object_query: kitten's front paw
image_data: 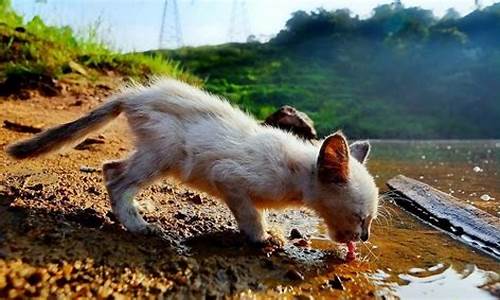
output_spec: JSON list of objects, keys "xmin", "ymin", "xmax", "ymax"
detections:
[
  {"xmin": 249, "ymin": 230, "xmax": 284, "ymax": 251},
  {"xmin": 263, "ymin": 230, "xmax": 285, "ymax": 248},
  {"xmin": 143, "ymin": 223, "xmax": 170, "ymax": 241}
]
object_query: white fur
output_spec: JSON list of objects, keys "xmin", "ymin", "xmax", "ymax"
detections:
[{"xmin": 102, "ymin": 78, "xmax": 379, "ymax": 242}]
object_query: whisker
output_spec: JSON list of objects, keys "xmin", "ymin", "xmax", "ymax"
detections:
[
  {"xmin": 376, "ymin": 191, "xmax": 411, "ymax": 226},
  {"xmin": 361, "ymin": 241, "xmax": 379, "ymax": 261},
  {"xmin": 375, "ymin": 215, "xmax": 384, "ymax": 225},
  {"xmin": 377, "ymin": 206, "xmax": 394, "ymax": 226},
  {"xmin": 374, "ymin": 212, "xmax": 390, "ymax": 226}
]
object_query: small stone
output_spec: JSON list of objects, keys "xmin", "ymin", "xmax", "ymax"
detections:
[
  {"xmin": 87, "ymin": 186, "xmax": 100, "ymax": 195},
  {"xmin": 174, "ymin": 212, "xmax": 187, "ymax": 220},
  {"xmin": 289, "ymin": 228, "xmax": 303, "ymax": 240},
  {"xmin": 285, "ymin": 269, "xmax": 304, "ymax": 281},
  {"xmin": 480, "ymin": 194, "xmax": 494, "ymax": 201},
  {"xmin": 328, "ymin": 275, "xmax": 345, "ymax": 290},
  {"xmin": 26, "ymin": 271, "xmax": 43, "ymax": 285},
  {"xmin": 72, "ymin": 100, "xmax": 83, "ymax": 106},
  {"xmin": 190, "ymin": 194, "xmax": 202, "ymax": 205},
  {"xmin": 80, "ymin": 166, "xmax": 98, "ymax": 173},
  {"xmin": 293, "ymin": 239, "xmax": 310, "ymax": 247},
  {"xmin": 261, "ymin": 258, "xmax": 276, "ymax": 270},
  {"xmin": 27, "ymin": 183, "xmax": 43, "ymax": 191}
]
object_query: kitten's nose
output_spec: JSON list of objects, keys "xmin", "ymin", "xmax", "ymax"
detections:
[{"xmin": 361, "ymin": 231, "xmax": 369, "ymax": 242}]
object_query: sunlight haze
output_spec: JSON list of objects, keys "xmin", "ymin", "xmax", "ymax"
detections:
[{"xmin": 12, "ymin": 0, "xmax": 497, "ymax": 51}]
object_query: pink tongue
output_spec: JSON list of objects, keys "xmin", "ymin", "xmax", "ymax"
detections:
[{"xmin": 346, "ymin": 241, "xmax": 356, "ymax": 261}]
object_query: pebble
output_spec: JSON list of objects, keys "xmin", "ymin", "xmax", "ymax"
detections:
[
  {"xmin": 261, "ymin": 258, "xmax": 276, "ymax": 270},
  {"xmin": 87, "ymin": 186, "xmax": 100, "ymax": 195},
  {"xmin": 80, "ymin": 166, "xmax": 98, "ymax": 173},
  {"xmin": 293, "ymin": 239, "xmax": 310, "ymax": 247},
  {"xmin": 480, "ymin": 194, "xmax": 494, "ymax": 201},
  {"xmin": 328, "ymin": 275, "xmax": 345, "ymax": 290},
  {"xmin": 190, "ymin": 194, "xmax": 203, "ymax": 205},
  {"xmin": 174, "ymin": 212, "xmax": 187, "ymax": 220},
  {"xmin": 289, "ymin": 228, "xmax": 303, "ymax": 240},
  {"xmin": 285, "ymin": 269, "xmax": 304, "ymax": 281},
  {"xmin": 27, "ymin": 183, "xmax": 43, "ymax": 191}
]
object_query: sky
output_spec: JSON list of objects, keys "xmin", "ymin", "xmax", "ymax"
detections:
[{"xmin": 11, "ymin": 0, "xmax": 498, "ymax": 52}]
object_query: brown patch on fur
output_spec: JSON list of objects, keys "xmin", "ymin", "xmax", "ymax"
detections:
[
  {"xmin": 317, "ymin": 132, "xmax": 349, "ymax": 184},
  {"xmin": 287, "ymin": 160, "xmax": 299, "ymax": 174}
]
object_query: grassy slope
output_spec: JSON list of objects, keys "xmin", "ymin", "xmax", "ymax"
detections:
[
  {"xmin": 0, "ymin": 0, "xmax": 199, "ymax": 94},
  {"xmin": 154, "ymin": 43, "xmax": 438, "ymax": 139},
  {"xmin": 155, "ymin": 5, "xmax": 500, "ymax": 139}
]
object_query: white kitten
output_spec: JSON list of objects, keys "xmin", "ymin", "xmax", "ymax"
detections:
[{"xmin": 7, "ymin": 78, "xmax": 379, "ymax": 243}]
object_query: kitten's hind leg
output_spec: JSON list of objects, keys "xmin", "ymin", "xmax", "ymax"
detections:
[{"xmin": 103, "ymin": 152, "xmax": 168, "ymax": 238}]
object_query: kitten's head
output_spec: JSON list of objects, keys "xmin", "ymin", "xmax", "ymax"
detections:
[{"xmin": 310, "ymin": 132, "xmax": 378, "ymax": 243}]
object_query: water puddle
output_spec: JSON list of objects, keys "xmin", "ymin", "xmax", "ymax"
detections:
[
  {"xmin": 392, "ymin": 265, "xmax": 498, "ymax": 299},
  {"xmin": 266, "ymin": 206, "xmax": 499, "ymax": 299},
  {"xmin": 369, "ymin": 140, "xmax": 499, "ymax": 216},
  {"xmin": 265, "ymin": 140, "xmax": 499, "ymax": 298}
]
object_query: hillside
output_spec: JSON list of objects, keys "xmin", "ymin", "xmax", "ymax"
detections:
[
  {"xmin": 0, "ymin": 0, "xmax": 198, "ymax": 98},
  {"xmin": 155, "ymin": 3, "xmax": 500, "ymax": 139}
]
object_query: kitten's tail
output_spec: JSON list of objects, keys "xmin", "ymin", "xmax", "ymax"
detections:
[{"xmin": 6, "ymin": 98, "xmax": 123, "ymax": 159}]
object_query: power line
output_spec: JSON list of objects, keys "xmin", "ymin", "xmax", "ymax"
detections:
[
  {"xmin": 159, "ymin": 0, "xmax": 183, "ymax": 49},
  {"xmin": 227, "ymin": 0, "xmax": 251, "ymax": 42}
]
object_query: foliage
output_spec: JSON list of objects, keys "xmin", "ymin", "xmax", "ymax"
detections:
[
  {"xmin": 0, "ymin": 0, "xmax": 199, "ymax": 89},
  {"xmin": 156, "ymin": 3, "xmax": 500, "ymax": 139}
]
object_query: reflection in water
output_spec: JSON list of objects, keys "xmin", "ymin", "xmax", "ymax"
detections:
[
  {"xmin": 371, "ymin": 265, "xmax": 498, "ymax": 299},
  {"xmin": 266, "ymin": 207, "xmax": 499, "ymax": 299},
  {"xmin": 395, "ymin": 265, "xmax": 498, "ymax": 300}
]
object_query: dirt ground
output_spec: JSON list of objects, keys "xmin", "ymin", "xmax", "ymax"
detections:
[{"xmin": 0, "ymin": 82, "xmax": 382, "ymax": 299}]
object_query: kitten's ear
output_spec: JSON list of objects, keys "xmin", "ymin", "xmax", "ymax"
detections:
[
  {"xmin": 317, "ymin": 132, "xmax": 349, "ymax": 184},
  {"xmin": 349, "ymin": 141, "xmax": 371, "ymax": 164}
]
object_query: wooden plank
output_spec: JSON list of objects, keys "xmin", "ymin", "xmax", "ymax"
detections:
[{"xmin": 387, "ymin": 175, "xmax": 500, "ymax": 259}]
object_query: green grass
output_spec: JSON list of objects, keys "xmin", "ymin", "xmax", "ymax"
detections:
[
  {"xmin": 156, "ymin": 4, "xmax": 500, "ymax": 139},
  {"xmin": 0, "ymin": 0, "xmax": 199, "ymax": 92}
]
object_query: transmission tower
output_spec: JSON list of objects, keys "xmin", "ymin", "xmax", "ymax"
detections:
[
  {"xmin": 159, "ymin": 0, "xmax": 183, "ymax": 49},
  {"xmin": 228, "ymin": 0, "xmax": 251, "ymax": 42}
]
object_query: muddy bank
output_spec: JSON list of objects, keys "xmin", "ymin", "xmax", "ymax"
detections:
[
  {"xmin": 0, "ymin": 90, "xmax": 377, "ymax": 298},
  {"xmin": 0, "ymin": 89, "xmax": 499, "ymax": 298}
]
